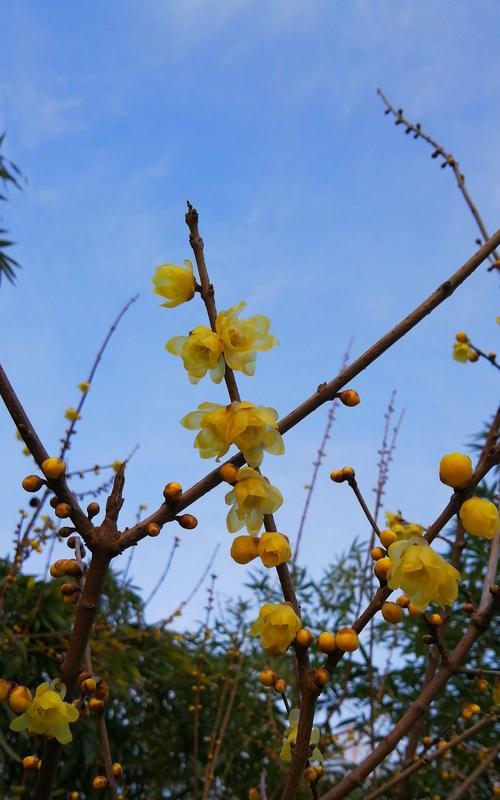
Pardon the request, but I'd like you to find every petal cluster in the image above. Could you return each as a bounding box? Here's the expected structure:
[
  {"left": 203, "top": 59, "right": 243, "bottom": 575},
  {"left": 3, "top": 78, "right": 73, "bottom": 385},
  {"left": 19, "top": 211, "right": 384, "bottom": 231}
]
[
  {"left": 10, "top": 680, "right": 79, "bottom": 745},
  {"left": 181, "top": 401, "right": 284, "bottom": 466},
  {"left": 215, "top": 301, "right": 277, "bottom": 376},
  {"left": 250, "top": 603, "right": 301, "bottom": 656},
  {"left": 152, "top": 261, "right": 196, "bottom": 308},
  {"left": 453, "top": 342, "right": 474, "bottom": 363},
  {"left": 280, "top": 708, "right": 323, "bottom": 763},
  {"left": 387, "top": 534, "right": 459, "bottom": 611},
  {"left": 459, "top": 498, "right": 499, "bottom": 540},
  {"left": 385, "top": 511, "right": 424, "bottom": 540},
  {"left": 257, "top": 532, "right": 291, "bottom": 567},
  {"left": 225, "top": 467, "right": 283, "bottom": 533},
  {"left": 166, "top": 327, "right": 224, "bottom": 384}
]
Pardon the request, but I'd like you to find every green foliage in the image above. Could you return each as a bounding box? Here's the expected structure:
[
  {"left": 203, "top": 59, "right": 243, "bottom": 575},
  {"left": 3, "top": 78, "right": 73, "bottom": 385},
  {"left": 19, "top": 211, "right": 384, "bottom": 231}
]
[{"left": 0, "top": 133, "right": 23, "bottom": 286}]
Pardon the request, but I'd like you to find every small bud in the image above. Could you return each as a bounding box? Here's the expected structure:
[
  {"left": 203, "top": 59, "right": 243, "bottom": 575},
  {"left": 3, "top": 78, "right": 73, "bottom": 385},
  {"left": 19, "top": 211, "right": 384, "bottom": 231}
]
[
  {"left": 314, "top": 668, "right": 330, "bottom": 687},
  {"left": 295, "top": 628, "right": 313, "bottom": 647},
  {"left": 371, "top": 547, "right": 386, "bottom": 561},
  {"left": 22, "top": 475, "right": 44, "bottom": 493},
  {"left": 463, "top": 602, "right": 475, "bottom": 614},
  {"left": 87, "top": 502, "right": 100, "bottom": 518},
  {"left": 396, "top": 594, "right": 410, "bottom": 608},
  {"left": 163, "top": 481, "right": 183, "bottom": 502},
  {"left": 177, "top": 514, "right": 198, "bottom": 530},
  {"left": 63, "top": 593, "right": 79, "bottom": 606},
  {"left": 220, "top": 463, "right": 238, "bottom": 483},
  {"left": 55, "top": 502, "right": 72, "bottom": 519},
  {"left": 92, "top": 776, "right": 108, "bottom": 791},
  {"left": 422, "top": 634, "right": 434, "bottom": 645},
  {"left": 58, "top": 526, "right": 74, "bottom": 538},
  {"left": 381, "top": 602, "right": 403, "bottom": 624},
  {"left": 429, "top": 613, "right": 443, "bottom": 626},
  {"left": 41, "top": 457, "right": 66, "bottom": 480},
  {"left": 335, "top": 627, "right": 359, "bottom": 652},
  {"left": 342, "top": 466, "right": 355, "bottom": 481},
  {"left": 82, "top": 678, "right": 97, "bottom": 694},
  {"left": 329, "top": 469, "right": 344, "bottom": 483},
  {"left": 274, "top": 678, "right": 287, "bottom": 694},
  {"left": 408, "top": 603, "right": 423, "bottom": 617},
  {"left": 61, "top": 583, "right": 80, "bottom": 596},
  {"left": 147, "top": 522, "right": 161, "bottom": 537},
  {"left": 317, "top": 631, "right": 337, "bottom": 654},
  {"left": 89, "top": 697, "right": 105, "bottom": 713},
  {"left": 373, "top": 557, "right": 391, "bottom": 580},
  {"left": 337, "top": 389, "right": 360, "bottom": 407},
  {"left": 9, "top": 685, "right": 33, "bottom": 714},
  {"left": 304, "top": 766, "right": 318, "bottom": 783},
  {"left": 112, "top": 763, "right": 123, "bottom": 778},
  {"left": 455, "top": 332, "right": 468, "bottom": 343},
  {"left": 259, "top": 670, "right": 276, "bottom": 687},
  {"left": 94, "top": 679, "right": 109, "bottom": 700},
  {"left": 379, "top": 529, "right": 398, "bottom": 548},
  {"left": 22, "top": 755, "right": 39, "bottom": 771}
]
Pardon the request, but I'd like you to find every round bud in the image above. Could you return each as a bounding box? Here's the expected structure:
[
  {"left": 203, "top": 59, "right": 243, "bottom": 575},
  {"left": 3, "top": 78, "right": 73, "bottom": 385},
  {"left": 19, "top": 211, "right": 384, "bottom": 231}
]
[
  {"left": 422, "top": 736, "right": 432, "bottom": 746},
  {"left": 488, "top": 352, "right": 497, "bottom": 360},
  {"left": 50, "top": 560, "right": 68, "bottom": 579},
  {"left": 147, "top": 522, "right": 161, "bottom": 537},
  {"left": 29, "top": 497, "right": 40, "bottom": 507},
  {"left": 317, "top": 631, "right": 337, "bottom": 654},
  {"left": 92, "top": 776, "right": 109, "bottom": 790},
  {"left": 259, "top": 670, "right": 276, "bottom": 687},
  {"left": 0, "top": 679, "right": 13, "bottom": 703},
  {"left": 177, "top": 514, "right": 198, "bottom": 530},
  {"left": 163, "top": 482, "right": 183, "bottom": 502},
  {"left": 329, "top": 469, "right": 345, "bottom": 483},
  {"left": 274, "top": 678, "right": 287, "bottom": 694},
  {"left": 371, "top": 547, "right": 386, "bottom": 561},
  {"left": 50, "top": 496, "right": 59, "bottom": 508},
  {"left": 461, "top": 706, "right": 473, "bottom": 719},
  {"left": 63, "top": 593, "right": 79, "bottom": 606},
  {"left": 314, "top": 668, "right": 330, "bottom": 687},
  {"left": 469, "top": 703, "right": 480, "bottom": 714},
  {"left": 396, "top": 594, "right": 410, "bottom": 608},
  {"left": 381, "top": 602, "right": 403, "bottom": 624},
  {"left": 373, "top": 557, "right": 391, "bottom": 580},
  {"left": 379, "top": 529, "right": 398, "bottom": 548},
  {"left": 41, "top": 458, "right": 66, "bottom": 480},
  {"left": 439, "top": 453, "right": 473, "bottom": 489},
  {"left": 230, "top": 536, "right": 260, "bottom": 565},
  {"left": 94, "top": 679, "right": 109, "bottom": 700},
  {"left": 422, "top": 634, "right": 434, "bottom": 645},
  {"left": 408, "top": 603, "right": 423, "bottom": 617},
  {"left": 342, "top": 466, "right": 355, "bottom": 481},
  {"left": 55, "top": 502, "right": 72, "bottom": 519},
  {"left": 335, "top": 627, "right": 359, "bottom": 652},
  {"left": 22, "top": 755, "right": 39, "bottom": 771},
  {"left": 112, "top": 763, "right": 123, "bottom": 778},
  {"left": 429, "top": 613, "right": 443, "bottom": 626},
  {"left": 477, "top": 678, "right": 489, "bottom": 692},
  {"left": 9, "top": 685, "right": 32, "bottom": 714},
  {"left": 87, "top": 502, "right": 100, "bottom": 518},
  {"left": 295, "top": 628, "right": 313, "bottom": 647},
  {"left": 58, "top": 527, "right": 74, "bottom": 538},
  {"left": 22, "top": 475, "right": 43, "bottom": 493},
  {"left": 70, "top": 793, "right": 80, "bottom": 800},
  {"left": 304, "top": 766, "right": 317, "bottom": 783},
  {"left": 337, "top": 389, "right": 360, "bottom": 407},
  {"left": 248, "top": 790, "right": 260, "bottom": 800},
  {"left": 64, "top": 561, "right": 83, "bottom": 578},
  {"left": 455, "top": 332, "right": 468, "bottom": 343},
  {"left": 315, "top": 765, "right": 324, "bottom": 778},
  {"left": 82, "top": 678, "right": 97, "bottom": 694},
  {"left": 61, "top": 583, "right": 80, "bottom": 597},
  {"left": 220, "top": 464, "right": 238, "bottom": 483},
  {"left": 89, "top": 697, "right": 105, "bottom": 713},
  {"left": 469, "top": 351, "right": 479, "bottom": 362},
  {"left": 463, "top": 602, "right": 475, "bottom": 614}
]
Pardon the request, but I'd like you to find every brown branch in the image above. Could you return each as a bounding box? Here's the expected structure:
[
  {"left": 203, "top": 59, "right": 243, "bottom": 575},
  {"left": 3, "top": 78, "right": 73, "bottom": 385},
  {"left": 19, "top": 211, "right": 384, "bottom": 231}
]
[
  {"left": 118, "top": 230, "right": 500, "bottom": 552},
  {"left": 445, "top": 742, "right": 499, "bottom": 800},
  {"left": 377, "top": 88, "right": 500, "bottom": 266},
  {"left": 364, "top": 712, "right": 497, "bottom": 800}
]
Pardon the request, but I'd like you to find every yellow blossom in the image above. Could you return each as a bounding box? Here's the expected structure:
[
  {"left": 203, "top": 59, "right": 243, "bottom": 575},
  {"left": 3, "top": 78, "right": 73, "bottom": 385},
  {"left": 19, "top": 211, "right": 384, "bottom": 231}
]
[
  {"left": 181, "top": 401, "right": 284, "bottom": 466},
  {"left": 65, "top": 408, "right": 81, "bottom": 421},
  {"left": 453, "top": 342, "right": 474, "bottom": 363},
  {"left": 387, "top": 534, "right": 459, "bottom": 611},
  {"left": 215, "top": 301, "right": 277, "bottom": 376},
  {"left": 258, "top": 532, "right": 291, "bottom": 567},
  {"left": 250, "top": 602, "right": 301, "bottom": 656},
  {"left": 280, "top": 709, "right": 323, "bottom": 763},
  {"left": 78, "top": 381, "right": 90, "bottom": 393},
  {"left": 225, "top": 467, "right": 283, "bottom": 534},
  {"left": 10, "top": 680, "right": 79, "bottom": 744},
  {"left": 166, "top": 326, "right": 224, "bottom": 384},
  {"left": 112, "top": 460, "right": 123, "bottom": 473},
  {"left": 459, "top": 498, "right": 499, "bottom": 540},
  {"left": 152, "top": 261, "right": 196, "bottom": 308}
]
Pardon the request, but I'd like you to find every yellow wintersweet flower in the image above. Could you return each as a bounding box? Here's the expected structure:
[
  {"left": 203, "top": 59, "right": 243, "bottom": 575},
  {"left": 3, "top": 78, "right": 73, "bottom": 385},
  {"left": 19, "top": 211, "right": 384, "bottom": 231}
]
[
  {"left": 78, "top": 381, "right": 90, "bottom": 393},
  {"left": 166, "top": 326, "right": 224, "bottom": 384},
  {"left": 152, "top": 260, "right": 196, "bottom": 308},
  {"left": 65, "top": 408, "right": 81, "bottom": 421},
  {"left": 387, "top": 534, "right": 459, "bottom": 611},
  {"left": 10, "top": 680, "right": 79, "bottom": 744},
  {"left": 215, "top": 301, "right": 277, "bottom": 376},
  {"left": 181, "top": 401, "right": 284, "bottom": 466},
  {"left": 225, "top": 467, "right": 283, "bottom": 533},
  {"left": 258, "top": 531, "right": 291, "bottom": 567},
  {"left": 453, "top": 342, "right": 474, "bottom": 363},
  {"left": 250, "top": 602, "right": 301, "bottom": 656},
  {"left": 280, "top": 708, "right": 323, "bottom": 763},
  {"left": 459, "top": 498, "right": 499, "bottom": 540}
]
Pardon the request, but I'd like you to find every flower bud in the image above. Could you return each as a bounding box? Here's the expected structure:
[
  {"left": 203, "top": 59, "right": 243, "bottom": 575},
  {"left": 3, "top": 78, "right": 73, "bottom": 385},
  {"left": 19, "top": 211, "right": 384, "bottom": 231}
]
[
  {"left": 305, "top": 766, "right": 318, "bottom": 783},
  {"left": 295, "top": 628, "right": 313, "bottom": 647},
  {"left": 147, "top": 522, "right": 161, "bottom": 537},
  {"left": 274, "top": 678, "right": 287, "bottom": 694},
  {"left": 55, "top": 502, "right": 72, "bottom": 519},
  {"left": 23, "top": 755, "right": 39, "bottom": 771},
  {"left": 337, "top": 389, "right": 360, "bottom": 407},
  {"left": 82, "top": 678, "right": 97, "bottom": 694},
  {"left": 231, "top": 535, "right": 260, "bottom": 565},
  {"left": 112, "top": 763, "right": 123, "bottom": 778},
  {"left": 381, "top": 602, "right": 403, "bottom": 624},
  {"left": 408, "top": 602, "right": 423, "bottom": 617},
  {"left": 92, "top": 776, "right": 108, "bottom": 790},
  {"left": 87, "top": 502, "right": 100, "bottom": 518},
  {"left": 258, "top": 669, "right": 276, "bottom": 687},
  {"left": 314, "top": 668, "right": 330, "bottom": 687},
  {"left": 396, "top": 594, "right": 410, "bottom": 608},
  {"left": 163, "top": 481, "right": 183, "bottom": 502},
  {"left": 220, "top": 463, "right": 238, "bottom": 483},
  {"left": 335, "top": 627, "right": 359, "bottom": 652},
  {"left": 9, "top": 685, "right": 32, "bottom": 714},
  {"left": 371, "top": 547, "right": 386, "bottom": 561},
  {"left": 317, "top": 632, "right": 337, "bottom": 654},
  {"left": 89, "top": 697, "right": 105, "bottom": 713},
  {"left": 22, "top": 475, "right": 43, "bottom": 492},
  {"left": 41, "top": 458, "right": 66, "bottom": 480},
  {"left": 379, "top": 529, "right": 398, "bottom": 548},
  {"left": 373, "top": 557, "right": 391, "bottom": 580},
  {"left": 329, "top": 469, "right": 344, "bottom": 483},
  {"left": 439, "top": 453, "right": 473, "bottom": 489},
  {"left": 0, "top": 679, "right": 13, "bottom": 702},
  {"left": 177, "top": 514, "right": 198, "bottom": 530}
]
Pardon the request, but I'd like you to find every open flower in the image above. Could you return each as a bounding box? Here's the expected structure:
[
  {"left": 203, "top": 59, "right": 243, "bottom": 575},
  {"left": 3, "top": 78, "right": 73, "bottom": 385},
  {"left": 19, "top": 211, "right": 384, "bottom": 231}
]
[
  {"left": 459, "top": 498, "right": 500, "bottom": 540},
  {"left": 225, "top": 467, "right": 283, "bottom": 534},
  {"left": 258, "top": 532, "right": 291, "bottom": 567},
  {"left": 10, "top": 680, "right": 79, "bottom": 744},
  {"left": 215, "top": 301, "right": 277, "bottom": 376},
  {"left": 181, "top": 401, "right": 284, "bottom": 466},
  {"left": 152, "top": 261, "right": 196, "bottom": 308},
  {"left": 166, "top": 326, "right": 224, "bottom": 384},
  {"left": 250, "top": 602, "right": 301, "bottom": 656},
  {"left": 280, "top": 709, "right": 323, "bottom": 763},
  {"left": 64, "top": 408, "right": 81, "bottom": 421},
  {"left": 387, "top": 534, "right": 459, "bottom": 611},
  {"left": 453, "top": 342, "right": 474, "bottom": 363}
]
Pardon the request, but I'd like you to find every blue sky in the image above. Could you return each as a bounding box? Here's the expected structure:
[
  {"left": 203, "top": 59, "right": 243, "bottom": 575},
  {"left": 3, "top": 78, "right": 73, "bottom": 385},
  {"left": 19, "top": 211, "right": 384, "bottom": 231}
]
[{"left": 0, "top": 0, "right": 498, "bottom": 628}]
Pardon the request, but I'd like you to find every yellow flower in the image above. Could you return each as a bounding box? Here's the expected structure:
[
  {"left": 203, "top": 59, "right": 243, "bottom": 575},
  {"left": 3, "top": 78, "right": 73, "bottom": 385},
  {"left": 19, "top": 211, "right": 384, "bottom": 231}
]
[
  {"left": 10, "top": 680, "right": 79, "bottom": 744},
  {"left": 459, "top": 498, "right": 499, "bottom": 540},
  {"left": 166, "top": 326, "right": 224, "bottom": 384},
  {"left": 152, "top": 260, "right": 196, "bottom": 308},
  {"left": 258, "top": 532, "right": 291, "bottom": 567},
  {"left": 181, "top": 401, "right": 284, "bottom": 466},
  {"left": 250, "top": 602, "right": 301, "bottom": 656},
  {"left": 215, "top": 301, "right": 277, "bottom": 376},
  {"left": 78, "top": 381, "right": 90, "bottom": 393},
  {"left": 112, "top": 460, "right": 123, "bottom": 473},
  {"left": 64, "top": 408, "right": 81, "bottom": 421},
  {"left": 387, "top": 534, "right": 459, "bottom": 611},
  {"left": 225, "top": 467, "right": 283, "bottom": 533},
  {"left": 385, "top": 511, "right": 424, "bottom": 539},
  {"left": 453, "top": 342, "right": 474, "bottom": 363},
  {"left": 280, "top": 709, "right": 323, "bottom": 763}
]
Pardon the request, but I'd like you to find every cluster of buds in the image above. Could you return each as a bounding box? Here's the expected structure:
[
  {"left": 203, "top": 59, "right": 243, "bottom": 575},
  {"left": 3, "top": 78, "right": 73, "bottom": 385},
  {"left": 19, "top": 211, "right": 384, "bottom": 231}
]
[
  {"left": 329, "top": 466, "right": 355, "bottom": 483},
  {"left": 22, "top": 755, "right": 41, "bottom": 771},
  {"left": 50, "top": 559, "right": 83, "bottom": 605},
  {"left": 461, "top": 702, "right": 481, "bottom": 720},
  {"left": 304, "top": 764, "right": 324, "bottom": 784},
  {"left": 258, "top": 669, "right": 287, "bottom": 695},
  {"left": 92, "top": 762, "right": 122, "bottom": 791},
  {"left": 74, "top": 673, "right": 110, "bottom": 719}
]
